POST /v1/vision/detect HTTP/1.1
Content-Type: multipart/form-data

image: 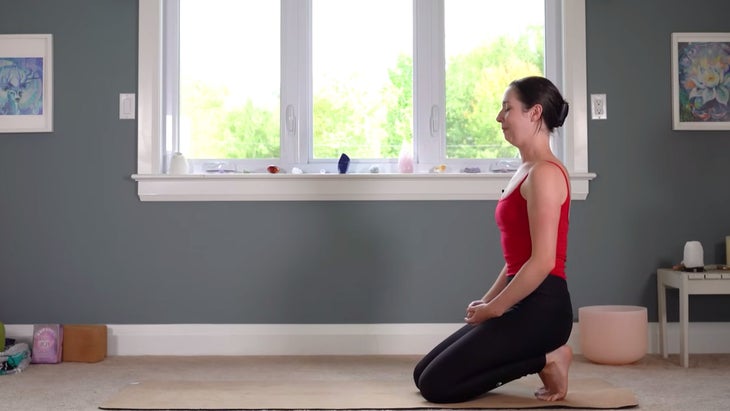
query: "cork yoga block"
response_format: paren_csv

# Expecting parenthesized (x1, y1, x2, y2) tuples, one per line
(61, 324, 107, 363)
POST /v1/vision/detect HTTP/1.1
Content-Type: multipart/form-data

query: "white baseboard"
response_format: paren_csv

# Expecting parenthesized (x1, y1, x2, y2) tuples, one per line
(6, 322, 730, 356)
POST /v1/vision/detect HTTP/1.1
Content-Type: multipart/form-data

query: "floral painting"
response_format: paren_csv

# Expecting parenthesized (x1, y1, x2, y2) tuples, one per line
(0, 57, 44, 116)
(672, 33, 730, 130)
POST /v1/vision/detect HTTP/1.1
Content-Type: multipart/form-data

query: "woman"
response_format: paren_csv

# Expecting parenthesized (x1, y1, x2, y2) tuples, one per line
(413, 76, 573, 403)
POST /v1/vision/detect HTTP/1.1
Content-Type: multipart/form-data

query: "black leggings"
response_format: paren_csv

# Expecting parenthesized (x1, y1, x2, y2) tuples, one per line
(413, 275, 573, 403)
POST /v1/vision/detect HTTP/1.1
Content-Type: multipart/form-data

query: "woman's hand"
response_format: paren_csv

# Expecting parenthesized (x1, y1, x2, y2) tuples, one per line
(465, 299, 504, 324)
(465, 300, 490, 324)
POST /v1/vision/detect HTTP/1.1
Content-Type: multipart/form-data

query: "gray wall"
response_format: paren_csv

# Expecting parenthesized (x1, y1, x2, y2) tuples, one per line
(1, 0, 729, 324)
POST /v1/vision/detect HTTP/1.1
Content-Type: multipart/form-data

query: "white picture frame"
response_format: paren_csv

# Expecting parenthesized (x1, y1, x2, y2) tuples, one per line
(0, 34, 53, 133)
(671, 32, 730, 131)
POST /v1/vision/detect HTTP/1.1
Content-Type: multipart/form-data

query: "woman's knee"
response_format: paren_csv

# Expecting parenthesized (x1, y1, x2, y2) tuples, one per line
(412, 364, 423, 388)
(418, 381, 454, 403)
(417, 370, 463, 403)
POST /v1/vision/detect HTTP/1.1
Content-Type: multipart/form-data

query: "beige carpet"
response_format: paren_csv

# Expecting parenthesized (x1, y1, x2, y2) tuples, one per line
(99, 376, 638, 410)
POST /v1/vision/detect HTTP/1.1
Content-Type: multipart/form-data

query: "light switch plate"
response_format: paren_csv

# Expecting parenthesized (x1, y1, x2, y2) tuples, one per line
(120, 93, 136, 120)
(591, 94, 607, 120)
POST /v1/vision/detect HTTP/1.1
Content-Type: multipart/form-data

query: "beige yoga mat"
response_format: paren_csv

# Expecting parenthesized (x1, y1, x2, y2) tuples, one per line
(100, 376, 638, 410)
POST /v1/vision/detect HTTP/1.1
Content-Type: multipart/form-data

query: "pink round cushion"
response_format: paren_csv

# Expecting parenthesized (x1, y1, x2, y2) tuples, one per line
(578, 305, 648, 365)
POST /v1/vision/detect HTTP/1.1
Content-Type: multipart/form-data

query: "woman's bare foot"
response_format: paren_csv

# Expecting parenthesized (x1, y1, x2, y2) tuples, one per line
(535, 344, 572, 401)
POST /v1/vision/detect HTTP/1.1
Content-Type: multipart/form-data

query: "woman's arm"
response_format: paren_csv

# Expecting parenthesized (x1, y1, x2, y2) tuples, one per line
(482, 263, 509, 302)
(465, 264, 509, 322)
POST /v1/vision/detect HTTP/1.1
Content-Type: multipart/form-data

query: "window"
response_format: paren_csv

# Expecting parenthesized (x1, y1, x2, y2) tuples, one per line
(134, 0, 594, 201)
(177, 1, 281, 162)
(312, 0, 413, 162)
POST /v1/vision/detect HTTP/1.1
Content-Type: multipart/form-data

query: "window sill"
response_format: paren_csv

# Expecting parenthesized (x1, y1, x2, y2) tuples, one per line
(131, 172, 597, 201)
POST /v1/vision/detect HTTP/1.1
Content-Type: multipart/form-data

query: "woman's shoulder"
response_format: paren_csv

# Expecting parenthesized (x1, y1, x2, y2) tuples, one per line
(522, 160, 569, 200)
(528, 160, 567, 178)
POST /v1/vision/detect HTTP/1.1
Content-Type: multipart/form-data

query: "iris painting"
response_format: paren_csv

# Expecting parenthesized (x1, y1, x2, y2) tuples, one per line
(0, 57, 44, 116)
(677, 41, 730, 122)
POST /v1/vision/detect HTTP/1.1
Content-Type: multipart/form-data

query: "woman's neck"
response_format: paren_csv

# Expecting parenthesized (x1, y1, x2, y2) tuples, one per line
(518, 137, 555, 163)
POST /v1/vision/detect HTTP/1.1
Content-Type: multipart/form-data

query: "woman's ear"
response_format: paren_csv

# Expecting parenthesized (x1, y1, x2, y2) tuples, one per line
(530, 104, 543, 122)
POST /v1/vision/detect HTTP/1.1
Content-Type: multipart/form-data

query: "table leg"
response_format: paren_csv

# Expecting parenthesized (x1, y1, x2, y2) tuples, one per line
(679, 287, 689, 368)
(657, 274, 667, 359)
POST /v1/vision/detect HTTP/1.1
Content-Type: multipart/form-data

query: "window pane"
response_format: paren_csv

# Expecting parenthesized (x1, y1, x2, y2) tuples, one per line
(179, 0, 280, 160)
(312, 0, 412, 160)
(445, 0, 544, 159)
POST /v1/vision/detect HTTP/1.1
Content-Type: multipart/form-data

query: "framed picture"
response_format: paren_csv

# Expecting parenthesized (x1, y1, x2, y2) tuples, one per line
(671, 32, 730, 130)
(0, 34, 53, 133)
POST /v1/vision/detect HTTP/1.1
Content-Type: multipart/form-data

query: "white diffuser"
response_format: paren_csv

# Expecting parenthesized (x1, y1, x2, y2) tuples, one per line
(683, 241, 704, 271)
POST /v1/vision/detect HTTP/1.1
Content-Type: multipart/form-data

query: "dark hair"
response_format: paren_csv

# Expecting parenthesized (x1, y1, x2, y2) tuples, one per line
(509, 76, 569, 133)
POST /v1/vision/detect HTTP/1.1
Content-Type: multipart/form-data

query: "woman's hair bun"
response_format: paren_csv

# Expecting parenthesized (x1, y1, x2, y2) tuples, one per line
(557, 101, 569, 127)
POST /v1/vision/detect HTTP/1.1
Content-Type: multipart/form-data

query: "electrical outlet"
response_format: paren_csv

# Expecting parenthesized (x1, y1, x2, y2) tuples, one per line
(591, 94, 607, 120)
(120, 93, 136, 120)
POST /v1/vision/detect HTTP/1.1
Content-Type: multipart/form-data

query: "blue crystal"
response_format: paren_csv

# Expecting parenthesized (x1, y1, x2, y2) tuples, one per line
(338, 153, 350, 174)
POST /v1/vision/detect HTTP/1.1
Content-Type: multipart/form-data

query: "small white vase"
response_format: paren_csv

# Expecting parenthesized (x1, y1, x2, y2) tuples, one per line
(169, 152, 189, 175)
(683, 241, 704, 269)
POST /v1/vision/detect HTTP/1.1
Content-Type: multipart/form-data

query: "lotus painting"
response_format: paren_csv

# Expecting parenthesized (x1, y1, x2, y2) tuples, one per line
(672, 33, 730, 130)
(0, 57, 44, 116)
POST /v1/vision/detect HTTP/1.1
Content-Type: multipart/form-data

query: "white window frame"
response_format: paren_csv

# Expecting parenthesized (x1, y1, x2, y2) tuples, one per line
(133, 0, 595, 201)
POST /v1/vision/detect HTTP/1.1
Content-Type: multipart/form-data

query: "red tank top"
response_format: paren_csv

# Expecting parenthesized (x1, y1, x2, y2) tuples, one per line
(494, 161, 570, 279)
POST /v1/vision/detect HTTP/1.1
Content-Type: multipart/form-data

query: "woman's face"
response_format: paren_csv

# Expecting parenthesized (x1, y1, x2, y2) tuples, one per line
(496, 87, 539, 147)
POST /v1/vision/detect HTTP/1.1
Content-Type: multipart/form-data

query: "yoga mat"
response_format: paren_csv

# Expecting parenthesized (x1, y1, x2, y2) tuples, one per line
(100, 376, 638, 410)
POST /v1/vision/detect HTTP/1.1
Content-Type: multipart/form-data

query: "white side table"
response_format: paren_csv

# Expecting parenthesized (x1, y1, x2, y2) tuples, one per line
(657, 268, 730, 367)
